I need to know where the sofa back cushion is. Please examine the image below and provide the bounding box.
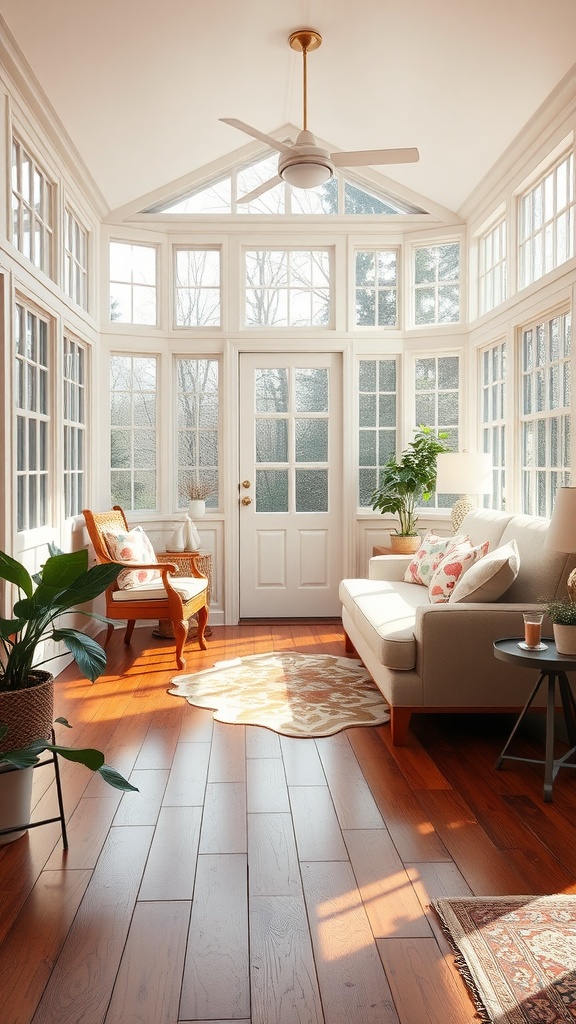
[459,508,513,550]
[499,514,573,603]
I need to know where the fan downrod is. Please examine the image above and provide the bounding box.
[289,30,322,53]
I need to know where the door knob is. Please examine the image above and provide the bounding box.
[241,480,251,489]
[241,496,252,506]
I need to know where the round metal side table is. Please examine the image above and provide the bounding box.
[493,637,576,801]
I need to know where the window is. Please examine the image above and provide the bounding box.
[414,243,460,325]
[15,303,49,531]
[110,356,157,510]
[480,341,506,510]
[358,359,397,507]
[64,208,88,310]
[109,242,157,325]
[11,137,53,276]
[245,249,330,327]
[519,152,574,289]
[521,312,571,516]
[415,355,459,507]
[354,251,398,327]
[176,358,219,509]
[63,336,86,518]
[479,219,507,315]
[175,248,221,327]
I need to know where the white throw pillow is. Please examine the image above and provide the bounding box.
[403,531,470,587]
[103,525,161,591]
[449,539,520,603]
[428,541,489,604]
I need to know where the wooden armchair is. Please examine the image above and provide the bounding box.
[82,506,209,669]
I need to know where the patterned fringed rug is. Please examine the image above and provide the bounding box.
[168,651,389,737]
[433,895,576,1023]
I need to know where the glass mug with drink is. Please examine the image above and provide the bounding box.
[520,611,547,651]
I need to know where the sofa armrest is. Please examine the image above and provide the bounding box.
[369,554,413,582]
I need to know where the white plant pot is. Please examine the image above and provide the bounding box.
[553,623,576,656]
[189,499,206,519]
[0,764,34,844]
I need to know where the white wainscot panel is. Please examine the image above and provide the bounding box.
[299,530,328,587]
[257,531,286,586]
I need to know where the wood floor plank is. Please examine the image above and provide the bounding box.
[112,769,169,826]
[0,869,91,1024]
[177,704,215,743]
[30,825,154,1024]
[208,722,246,782]
[104,900,190,1024]
[343,829,433,938]
[199,781,247,854]
[404,862,475,959]
[138,806,202,900]
[247,813,301,897]
[45,796,121,870]
[246,725,282,758]
[315,734,386,829]
[280,736,327,786]
[301,860,400,1024]
[162,741,211,806]
[289,785,348,861]
[247,757,290,813]
[377,937,477,1024]
[180,854,249,1021]
[132,709,183,770]
[250,894,324,1024]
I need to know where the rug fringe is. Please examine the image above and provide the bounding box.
[431,901,493,1024]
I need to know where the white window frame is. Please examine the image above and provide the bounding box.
[174,246,221,328]
[109,354,158,511]
[15,301,51,532]
[479,219,507,315]
[11,135,54,277]
[518,150,575,289]
[64,206,89,311]
[243,247,333,328]
[175,357,220,509]
[479,340,506,510]
[109,241,158,326]
[358,357,398,508]
[63,335,87,519]
[412,353,460,509]
[413,242,460,326]
[353,249,399,328]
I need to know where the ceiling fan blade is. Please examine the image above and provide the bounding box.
[331,147,420,167]
[237,175,283,204]
[220,118,293,155]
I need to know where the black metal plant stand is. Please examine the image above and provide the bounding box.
[0,729,68,848]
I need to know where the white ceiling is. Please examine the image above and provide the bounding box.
[2,0,576,216]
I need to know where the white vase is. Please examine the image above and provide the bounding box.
[553,623,576,656]
[0,765,34,844]
[166,521,185,552]
[189,499,206,519]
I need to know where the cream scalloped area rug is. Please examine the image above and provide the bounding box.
[168,651,390,738]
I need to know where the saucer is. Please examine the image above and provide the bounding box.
[517,641,548,651]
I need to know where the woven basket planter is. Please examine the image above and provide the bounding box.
[389,534,421,555]
[0,672,54,757]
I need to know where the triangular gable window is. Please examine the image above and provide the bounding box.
[145,154,425,216]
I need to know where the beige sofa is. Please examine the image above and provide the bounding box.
[340,509,576,744]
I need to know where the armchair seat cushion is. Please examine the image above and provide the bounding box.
[111,576,208,603]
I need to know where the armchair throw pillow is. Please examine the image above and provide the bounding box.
[428,541,489,603]
[404,531,470,587]
[449,539,520,603]
[103,525,161,590]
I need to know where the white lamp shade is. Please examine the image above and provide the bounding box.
[545,486,576,551]
[435,452,493,495]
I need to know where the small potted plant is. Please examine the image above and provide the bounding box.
[186,473,217,519]
[0,545,137,844]
[370,425,450,553]
[541,598,576,655]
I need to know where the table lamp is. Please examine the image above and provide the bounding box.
[435,451,493,532]
[544,486,576,602]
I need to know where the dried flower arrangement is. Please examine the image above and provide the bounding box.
[187,476,216,501]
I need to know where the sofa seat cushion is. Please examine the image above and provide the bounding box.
[340,579,429,670]
[111,576,208,602]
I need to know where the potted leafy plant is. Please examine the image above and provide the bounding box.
[0,545,137,844]
[541,598,576,655]
[370,425,450,553]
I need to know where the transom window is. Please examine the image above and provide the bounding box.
[479,219,507,315]
[15,302,49,531]
[11,137,53,276]
[358,359,397,507]
[110,355,157,510]
[109,242,157,325]
[519,152,574,289]
[355,251,398,327]
[64,208,88,311]
[175,248,221,327]
[413,243,460,325]
[521,311,571,516]
[176,358,219,509]
[245,249,330,327]
[480,341,506,510]
[63,336,86,518]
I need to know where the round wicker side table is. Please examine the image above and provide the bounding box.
[152,550,213,639]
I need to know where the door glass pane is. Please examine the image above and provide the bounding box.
[256,419,288,463]
[255,368,288,412]
[295,419,328,462]
[256,469,288,512]
[296,470,328,512]
[295,368,328,412]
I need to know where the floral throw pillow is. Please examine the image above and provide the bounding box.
[428,541,490,603]
[403,531,470,587]
[103,525,161,591]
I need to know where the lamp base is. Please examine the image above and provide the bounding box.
[451,495,475,533]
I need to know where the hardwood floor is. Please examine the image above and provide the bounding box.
[1,622,576,1023]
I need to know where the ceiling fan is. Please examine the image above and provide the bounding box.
[221,29,419,204]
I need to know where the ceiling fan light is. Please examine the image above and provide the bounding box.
[280,162,332,189]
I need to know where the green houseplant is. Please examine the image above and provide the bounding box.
[0,545,137,808]
[370,426,450,549]
[541,597,576,655]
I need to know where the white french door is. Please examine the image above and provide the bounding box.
[238,352,343,617]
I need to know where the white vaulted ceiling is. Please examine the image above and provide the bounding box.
[2,0,576,215]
